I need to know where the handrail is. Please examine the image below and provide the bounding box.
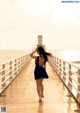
[0,54,31,94]
[48,56,80,104]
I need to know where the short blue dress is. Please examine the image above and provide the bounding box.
[34,56,49,80]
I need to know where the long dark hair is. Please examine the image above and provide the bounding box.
[37,46,52,63]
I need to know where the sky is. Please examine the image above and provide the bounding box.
[0,0,80,50]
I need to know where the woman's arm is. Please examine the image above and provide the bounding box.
[30,49,37,59]
[44,63,46,70]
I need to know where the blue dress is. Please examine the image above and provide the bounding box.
[34,56,49,80]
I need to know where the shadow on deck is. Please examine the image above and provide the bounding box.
[0,59,80,113]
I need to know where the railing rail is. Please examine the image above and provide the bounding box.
[0,54,31,94]
[49,56,80,104]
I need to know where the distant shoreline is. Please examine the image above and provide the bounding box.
[72,61,80,63]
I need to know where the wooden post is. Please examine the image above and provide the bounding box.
[77,69,80,103]
[59,59,62,76]
[68,64,72,91]
[63,61,66,82]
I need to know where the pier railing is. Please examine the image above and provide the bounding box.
[49,56,80,104]
[0,54,31,94]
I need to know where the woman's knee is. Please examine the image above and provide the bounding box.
[36,80,40,86]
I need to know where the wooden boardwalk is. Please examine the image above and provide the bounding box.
[0,59,79,113]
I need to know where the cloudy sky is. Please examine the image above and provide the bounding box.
[0,0,80,50]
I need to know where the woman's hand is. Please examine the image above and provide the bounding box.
[30,48,38,59]
[35,48,38,52]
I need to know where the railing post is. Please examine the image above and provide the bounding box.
[0,65,5,89]
[59,59,62,76]
[68,64,72,91]
[53,56,55,67]
[55,57,58,72]
[2,64,6,88]
[2,64,5,76]
[14,59,17,75]
[57,58,58,71]
[54,56,56,70]
[9,61,12,76]
[77,69,80,103]
[63,61,66,82]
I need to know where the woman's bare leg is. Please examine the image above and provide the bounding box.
[40,78,44,97]
[36,79,41,97]
[36,78,44,102]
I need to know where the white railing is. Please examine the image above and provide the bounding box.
[0,54,31,94]
[49,56,80,104]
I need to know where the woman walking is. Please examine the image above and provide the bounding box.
[30,46,52,102]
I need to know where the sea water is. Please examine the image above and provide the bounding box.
[0,49,29,63]
[50,50,80,67]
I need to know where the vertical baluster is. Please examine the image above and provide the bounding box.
[9,61,13,82]
[55,57,57,72]
[9,61,12,74]
[68,64,72,91]
[14,59,17,75]
[2,64,5,76]
[2,64,6,88]
[57,58,59,74]
[63,61,66,82]
[77,69,80,103]
[59,59,62,76]
[0,65,5,89]
[54,57,56,71]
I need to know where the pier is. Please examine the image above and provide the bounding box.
[0,53,80,113]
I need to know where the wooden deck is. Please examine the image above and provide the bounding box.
[0,59,80,113]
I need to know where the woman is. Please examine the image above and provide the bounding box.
[30,46,52,102]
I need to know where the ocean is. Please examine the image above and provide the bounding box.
[51,50,80,67]
[0,50,30,63]
[51,50,80,61]
[0,49,80,67]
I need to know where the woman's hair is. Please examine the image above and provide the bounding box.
[37,46,52,63]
